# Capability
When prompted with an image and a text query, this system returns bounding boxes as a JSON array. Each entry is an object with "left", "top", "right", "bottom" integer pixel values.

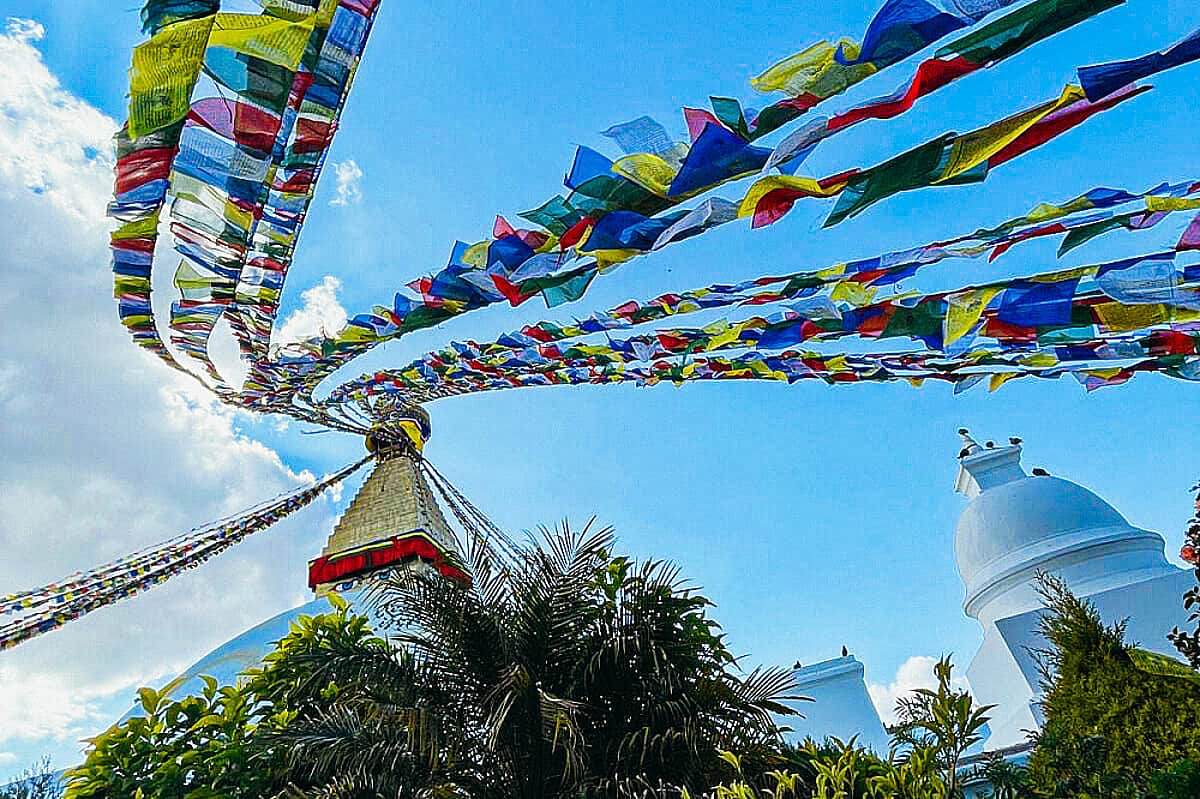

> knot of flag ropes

[{"left": 6, "top": 0, "right": 1200, "bottom": 650}]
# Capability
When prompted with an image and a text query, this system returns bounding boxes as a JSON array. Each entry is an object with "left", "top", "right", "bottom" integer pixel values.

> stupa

[
  {"left": 157, "top": 409, "right": 464, "bottom": 698},
  {"left": 779, "top": 432, "right": 1193, "bottom": 759},
  {"left": 952, "top": 432, "right": 1193, "bottom": 749}
]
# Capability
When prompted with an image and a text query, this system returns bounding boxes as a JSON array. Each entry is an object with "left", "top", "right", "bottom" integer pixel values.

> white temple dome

[{"left": 952, "top": 436, "right": 1173, "bottom": 624}]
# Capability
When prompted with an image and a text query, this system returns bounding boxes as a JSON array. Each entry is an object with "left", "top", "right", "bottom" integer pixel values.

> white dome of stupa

[{"left": 952, "top": 433, "right": 1175, "bottom": 625}]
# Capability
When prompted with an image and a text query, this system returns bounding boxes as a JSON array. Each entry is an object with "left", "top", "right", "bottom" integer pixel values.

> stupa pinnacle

[{"left": 308, "top": 406, "right": 467, "bottom": 593}]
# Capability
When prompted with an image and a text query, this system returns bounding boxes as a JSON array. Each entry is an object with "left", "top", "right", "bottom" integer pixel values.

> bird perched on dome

[
  {"left": 957, "top": 428, "right": 982, "bottom": 458},
  {"left": 1032, "top": 467, "right": 1050, "bottom": 476}
]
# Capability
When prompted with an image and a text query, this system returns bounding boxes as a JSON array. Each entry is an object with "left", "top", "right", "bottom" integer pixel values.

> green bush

[
  {"left": 1149, "top": 759, "right": 1200, "bottom": 799},
  {"left": 1028, "top": 575, "right": 1200, "bottom": 796}
]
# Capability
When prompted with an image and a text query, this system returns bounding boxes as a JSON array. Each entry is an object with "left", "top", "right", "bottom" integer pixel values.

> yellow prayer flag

[
  {"left": 612, "top": 153, "right": 679, "bottom": 198},
  {"left": 1094, "top": 301, "right": 1170, "bottom": 332},
  {"left": 399, "top": 420, "right": 426, "bottom": 453},
  {"left": 944, "top": 287, "right": 1001, "bottom": 345},
  {"left": 705, "top": 321, "right": 745, "bottom": 351},
  {"left": 1145, "top": 196, "right": 1200, "bottom": 212},
  {"left": 111, "top": 211, "right": 161, "bottom": 242},
  {"left": 750, "top": 39, "right": 876, "bottom": 98},
  {"left": 752, "top": 40, "right": 840, "bottom": 93},
  {"left": 462, "top": 241, "right": 489, "bottom": 268},
  {"left": 585, "top": 249, "right": 641, "bottom": 270},
  {"left": 1028, "top": 265, "right": 1096, "bottom": 283},
  {"left": 829, "top": 280, "right": 876, "bottom": 306},
  {"left": 989, "top": 372, "right": 1022, "bottom": 392},
  {"left": 210, "top": 13, "right": 315, "bottom": 70},
  {"left": 738, "top": 175, "right": 846, "bottom": 218},
  {"left": 224, "top": 199, "right": 253, "bottom": 232},
  {"left": 129, "top": 16, "right": 215, "bottom": 138},
  {"left": 1025, "top": 194, "right": 1100, "bottom": 224},
  {"left": 824, "top": 355, "right": 850, "bottom": 372},
  {"left": 937, "top": 86, "right": 1085, "bottom": 183},
  {"left": 1020, "top": 352, "right": 1058, "bottom": 368}
]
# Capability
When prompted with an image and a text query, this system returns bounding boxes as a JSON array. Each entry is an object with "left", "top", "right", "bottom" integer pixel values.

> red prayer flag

[{"left": 828, "top": 56, "right": 979, "bottom": 132}]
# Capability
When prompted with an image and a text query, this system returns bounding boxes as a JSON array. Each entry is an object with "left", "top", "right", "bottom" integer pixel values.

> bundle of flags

[
  {"left": 0, "top": 457, "right": 370, "bottom": 651},
  {"left": 246, "top": 13, "right": 1200, "bottom": 419},
  {"left": 110, "top": 0, "right": 382, "bottom": 387}
]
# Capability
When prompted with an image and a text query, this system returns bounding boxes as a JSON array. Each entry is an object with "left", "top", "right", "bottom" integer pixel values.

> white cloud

[
  {"left": 273, "top": 275, "right": 348, "bottom": 347},
  {"left": 867, "top": 656, "right": 972, "bottom": 726},
  {"left": 0, "top": 20, "right": 342, "bottom": 776},
  {"left": 0, "top": 18, "right": 114, "bottom": 221},
  {"left": 329, "top": 159, "right": 363, "bottom": 206}
]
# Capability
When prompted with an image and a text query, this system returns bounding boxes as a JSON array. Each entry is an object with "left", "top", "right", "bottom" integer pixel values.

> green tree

[
  {"left": 889, "top": 655, "right": 993, "bottom": 797},
  {"left": 1150, "top": 759, "right": 1200, "bottom": 799},
  {"left": 65, "top": 679, "right": 268, "bottom": 798},
  {"left": 65, "top": 595, "right": 441, "bottom": 798},
  {"left": 868, "top": 745, "right": 945, "bottom": 799},
  {"left": 270, "top": 522, "right": 797, "bottom": 798},
  {"left": 1028, "top": 574, "right": 1200, "bottom": 796},
  {"left": 978, "top": 753, "right": 1032, "bottom": 799}
]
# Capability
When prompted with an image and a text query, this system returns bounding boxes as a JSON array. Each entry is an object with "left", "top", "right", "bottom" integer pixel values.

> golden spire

[{"left": 308, "top": 407, "right": 465, "bottom": 593}]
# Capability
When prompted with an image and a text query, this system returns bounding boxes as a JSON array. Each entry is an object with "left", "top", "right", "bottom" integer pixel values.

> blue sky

[{"left": 3, "top": 0, "right": 1200, "bottom": 778}]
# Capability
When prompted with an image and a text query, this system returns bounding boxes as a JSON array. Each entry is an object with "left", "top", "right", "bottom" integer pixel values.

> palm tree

[
  {"left": 267, "top": 521, "right": 798, "bottom": 798},
  {"left": 979, "top": 753, "right": 1032, "bottom": 799}
]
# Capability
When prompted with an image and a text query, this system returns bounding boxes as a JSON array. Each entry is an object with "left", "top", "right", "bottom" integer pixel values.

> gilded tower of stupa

[{"left": 307, "top": 407, "right": 466, "bottom": 593}]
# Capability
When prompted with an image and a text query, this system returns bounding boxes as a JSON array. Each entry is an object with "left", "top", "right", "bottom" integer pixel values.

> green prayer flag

[
  {"left": 709, "top": 96, "right": 751, "bottom": 140},
  {"left": 882, "top": 300, "right": 946, "bottom": 340},
  {"left": 824, "top": 134, "right": 954, "bottom": 227},
  {"left": 520, "top": 195, "right": 584, "bottom": 236},
  {"left": 1057, "top": 215, "right": 1132, "bottom": 255},
  {"left": 541, "top": 271, "right": 597, "bottom": 307},
  {"left": 938, "top": 0, "right": 1124, "bottom": 66}
]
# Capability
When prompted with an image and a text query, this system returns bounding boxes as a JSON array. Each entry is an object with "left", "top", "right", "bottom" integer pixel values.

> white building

[
  {"left": 780, "top": 654, "right": 891, "bottom": 754},
  {"left": 953, "top": 434, "right": 1193, "bottom": 749}
]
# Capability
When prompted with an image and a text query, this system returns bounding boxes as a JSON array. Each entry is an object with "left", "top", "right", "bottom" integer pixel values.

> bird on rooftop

[
  {"left": 1032, "top": 467, "right": 1050, "bottom": 476},
  {"left": 957, "top": 428, "right": 982, "bottom": 458},
  {"left": 1010, "top": 437, "right": 1023, "bottom": 446},
  {"left": 842, "top": 645, "right": 849, "bottom": 657},
  {"left": 985, "top": 440, "right": 995, "bottom": 449},
  {"left": 793, "top": 660, "right": 803, "bottom": 670}
]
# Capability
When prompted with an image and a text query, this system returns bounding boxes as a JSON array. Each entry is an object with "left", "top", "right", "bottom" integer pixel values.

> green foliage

[
  {"left": 1028, "top": 574, "right": 1200, "bottom": 797},
  {"left": 978, "top": 753, "right": 1033, "bottom": 799},
  {"left": 64, "top": 595, "right": 432, "bottom": 798},
  {"left": 64, "top": 679, "right": 267, "bottom": 798},
  {"left": 808, "top": 739, "right": 888, "bottom": 799},
  {"left": 1149, "top": 759, "right": 1200, "bottom": 799},
  {"left": 889, "top": 655, "right": 992, "bottom": 797},
  {"left": 69, "top": 523, "right": 794, "bottom": 798},
  {"left": 698, "top": 656, "right": 994, "bottom": 799},
  {"left": 771, "top": 739, "right": 889, "bottom": 798},
  {"left": 868, "top": 745, "right": 944, "bottom": 799},
  {"left": 273, "top": 521, "right": 797, "bottom": 798}
]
